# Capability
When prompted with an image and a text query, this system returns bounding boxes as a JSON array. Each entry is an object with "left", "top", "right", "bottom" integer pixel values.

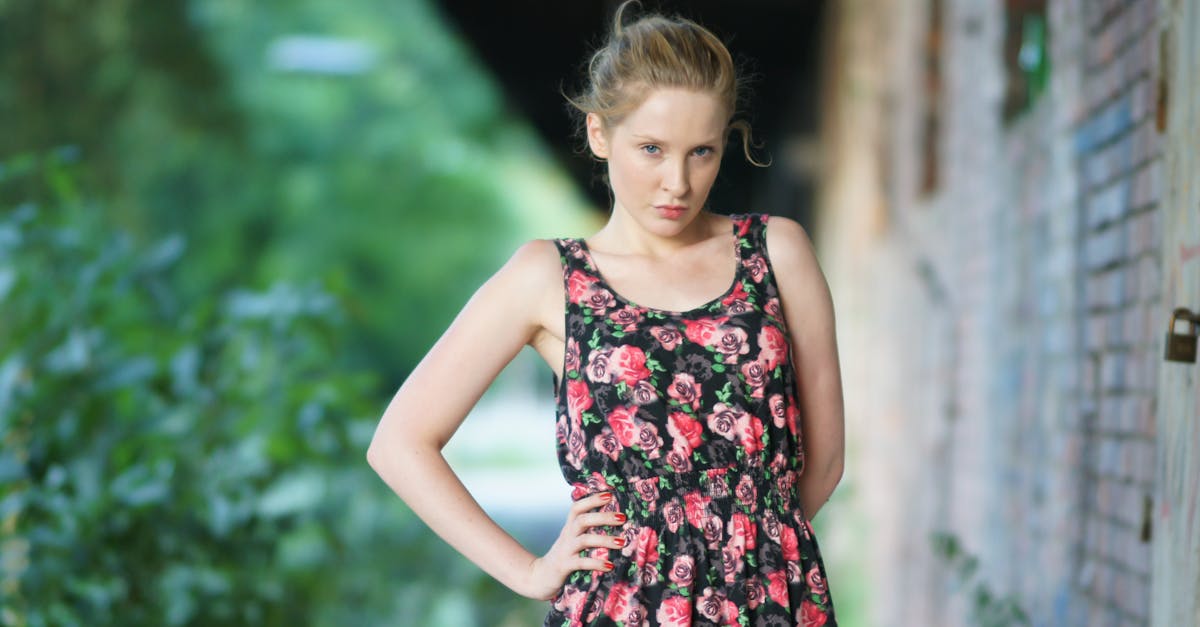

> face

[{"left": 587, "top": 88, "right": 727, "bottom": 235}]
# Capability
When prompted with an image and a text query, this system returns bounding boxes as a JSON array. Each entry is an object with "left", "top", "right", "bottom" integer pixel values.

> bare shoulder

[
  {"left": 494, "top": 238, "right": 563, "bottom": 288},
  {"left": 763, "top": 215, "right": 822, "bottom": 280},
  {"left": 485, "top": 238, "right": 565, "bottom": 336}
]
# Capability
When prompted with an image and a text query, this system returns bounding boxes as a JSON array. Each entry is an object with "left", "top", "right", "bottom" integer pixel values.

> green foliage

[
  {"left": 0, "top": 157, "right": 547, "bottom": 625},
  {"left": 0, "top": 0, "right": 594, "bottom": 388},
  {"left": 931, "top": 531, "right": 1031, "bottom": 627}
]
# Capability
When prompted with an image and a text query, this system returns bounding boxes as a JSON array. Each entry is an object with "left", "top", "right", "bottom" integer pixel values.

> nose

[{"left": 662, "top": 158, "right": 690, "bottom": 197}]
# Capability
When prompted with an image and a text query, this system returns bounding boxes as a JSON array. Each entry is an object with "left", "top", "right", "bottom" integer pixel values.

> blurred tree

[
  {"left": 0, "top": 0, "right": 594, "bottom": 387},
  {"left": 0, "top": 154, "right": 550, "bottom": 625}
]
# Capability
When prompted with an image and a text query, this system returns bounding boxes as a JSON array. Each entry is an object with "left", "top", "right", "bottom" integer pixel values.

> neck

[{"left": 594, "top": 207, "right": 717, "bottom": 257}]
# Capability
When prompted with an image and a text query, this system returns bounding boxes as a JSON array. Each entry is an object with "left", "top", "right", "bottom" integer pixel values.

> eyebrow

[{"left": 631, "top": 134, "right": 722, "bottom": 145}]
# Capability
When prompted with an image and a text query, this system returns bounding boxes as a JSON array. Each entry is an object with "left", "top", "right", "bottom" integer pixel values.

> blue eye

[
  {"left": 693, "top": 147, "right": 713, "bottom": 157},
  {"left": 642, "top": 145, "right": 661, "bottom": 155}
]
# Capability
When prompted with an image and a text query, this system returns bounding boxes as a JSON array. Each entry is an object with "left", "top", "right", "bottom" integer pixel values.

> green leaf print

[
  {"left": 589, "top": 328, "right": 602, "bottom": 350},
  {"left": 646, "top": 358, "right": 665, "bottom": 372},
  {"left": 711, "top": 363, "right": 726, "bottom": 373},
  {"left": 582, "top": 411, "right": 601, "bottom": 426}
]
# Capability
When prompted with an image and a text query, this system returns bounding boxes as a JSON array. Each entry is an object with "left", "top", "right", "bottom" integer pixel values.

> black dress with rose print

[{"left": 546, "top": 214, "right": 836, "bottom": 627}]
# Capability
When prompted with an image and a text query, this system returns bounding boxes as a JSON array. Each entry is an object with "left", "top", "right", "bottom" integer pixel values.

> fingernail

[
  {"left": 604, "top": 560, "right": 614, "bottom": 571},
  {"left": 599, "top": 492, "right": 613, "bottom": 502},
  {"left": 614, "top": 537, "right": 627, "bottom": 547},
  {"left": 615, "top": 513, "right": 627, "bottom": 523}
]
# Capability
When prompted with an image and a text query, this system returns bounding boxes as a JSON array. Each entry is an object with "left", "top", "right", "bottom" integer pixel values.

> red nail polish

[
  {"left": 604, "top": 560, "right": 614, "bottom": 571},
  {"left": 615, "top": 513, "right": 627, "bottom": 523},
  {"left": 599, "top": 492, "right": 613, "bottom": 502},
  {"left": 614, "top": 537, "right": 627, "bottom": 547}
]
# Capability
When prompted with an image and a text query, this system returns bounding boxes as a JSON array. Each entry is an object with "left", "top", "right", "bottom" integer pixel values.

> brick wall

[{"left": 815, "top": 0, "right": 1166, "bottom": 625}]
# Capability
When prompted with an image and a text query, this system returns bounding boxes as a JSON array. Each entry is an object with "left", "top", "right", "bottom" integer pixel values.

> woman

[{"left": 367, "top": 3, "right": 844, "bottom": 625}]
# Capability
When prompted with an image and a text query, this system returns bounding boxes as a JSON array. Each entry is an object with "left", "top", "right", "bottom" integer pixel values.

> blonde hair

[{"left": 566, "top": 1, "right": 766, "bottom": 166}]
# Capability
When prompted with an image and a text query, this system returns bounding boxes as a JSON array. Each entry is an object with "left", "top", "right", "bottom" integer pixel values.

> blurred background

[{"left": 3, "top": 0, "right": 1199, "bottom": 626}]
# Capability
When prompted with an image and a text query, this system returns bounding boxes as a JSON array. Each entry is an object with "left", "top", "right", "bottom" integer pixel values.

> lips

[{"left": 656, "top": 205, "right": 687, "bottom": 219}]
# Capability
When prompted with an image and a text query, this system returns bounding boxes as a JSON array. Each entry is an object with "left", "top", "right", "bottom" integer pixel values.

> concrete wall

[
  {"left": 815, "top": 0, "right": 1179, "bottom": 625},
  {"left": 1152, "top": 1, "right": 1200, "bottom": 625}
]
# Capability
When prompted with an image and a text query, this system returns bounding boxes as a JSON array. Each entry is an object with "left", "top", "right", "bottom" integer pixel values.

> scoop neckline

[{"left": 576, "top": 215, "right": 745, "bottom": 317}]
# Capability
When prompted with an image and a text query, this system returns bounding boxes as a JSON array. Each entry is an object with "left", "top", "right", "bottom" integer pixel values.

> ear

[{"left": 586, "top": 113, "right": 610, "bottom": 160}]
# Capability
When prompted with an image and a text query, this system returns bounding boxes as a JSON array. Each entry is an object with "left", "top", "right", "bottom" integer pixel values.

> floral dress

[{"left": 545, "top": 214, "right": 837, "bottom": 627}]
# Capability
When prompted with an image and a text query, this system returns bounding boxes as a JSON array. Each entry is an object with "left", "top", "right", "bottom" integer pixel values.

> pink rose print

[
  {"left": 713, "top": 325, "right": 749, "bottom": 363},
  {"left": 695, "top": 587, "right": 725, "bottom": 622},
  {"left": 592, "top": 428, "right": 622, "bottom": 460},
  {"left": 764, "top": 296, "right": 784, "bottom": 320},
  {"left": 552, "top": 585, "right": 587, "bottom": 625},
  {"left": 632, "top": 476, "right": 660, "bottom": 510},
  {"left": 729, "top": 512, "right": 758, "bottom": 553},
  {"left": 566, "top": 269, "right": 597, "bottom": 305},
  {"left": 586, "top": 346, "right": 614, "bottom": 383},
  {"left": 787, "top": 560, "right": 802, "bottom": 583},
  {"left": 662, "top": 499, "right": 686, "bottom": 533},
  {"left": 611, "top": 344, "right": 651, "bottom": 385},
  {"left": 638, "top": 564, "right": 659, "bottom": 587},
  {"left": 565, "top": 429, "right": 586, "bottom": 470},
  {"left": 800, "top": 599, "right": 829, "bottom": 626},
  {"left": 746, "top": 576, "right": 766, "bottom": 609},
  {"left": 702, "top": 514, "right": 724, "bottom": 547},
  {"left": 566, "top": 379, "right": 592, "bottom": 424},
  {"left": 736, "top": 414, "right": 765, "bottom": 456},
  {"left": 740, "top": 359, "right": 769, "bottom": 398},
  {"left": 743, "top": 253, "right": 768, "bottom": 283},
  {"left": 762, "top": 509, "right": 782, "bottom": 542},
  {"left": 584, "top": 471, "right": 613, "bottom": 496},
  {"left": 705, "top": 403, "right": 744, "bottom": 441},
  {"left": 683, "top": 491, "right": 711, "bottom": 529},
  {"left": 631, "top": 379, "right": 658, "bottom": 405},
  {"left": 634, "top": 526, "right": 659, "bottom": 568},
  {"left": 780, "top": 524, "right": 801, "bottom": 562},
  {"left": 608, "top": 305, "right": 643, "bottom": 331},
  {"left": 583, "top": 283, "right": 617, "bottom": 315},
  {"left": 669, "top": 554, "right": 695, "bottom": 587},
  {"left": 667, "top": 373, "right": 702, "bottom": 409},
  {"left": 626, "top": 602, "right": 648, "bottom": 626},
  {"left": 656, "top": 595, "right": 692, "bottom": 627},
  {"left": 765, "top": 569, "right": 789, "bottom": 607},
  {"left": 665, "top": 446, "right": 693, "bottom": 473},
  {"left": 564, "top": 336, "right": 581, "bottom": 374},
  {"left": 757, "top": 325, "right": 789, "bottom": 371},
  {"left": 667, "top": 411, "right": 704, "bottom": 451},
  {"left": 606, "top": 405, "right": 639, "bottom": 447},
  {"left": 735, "top": 475, "right": 758, "bottom": 508},
  {"left": 635, "top": 422, "right": 664, "bottom": 458},
  {"left": 768, "top": 393, "right": 787, "bottom": 429},
  {"left": 683, "top": 316, "right": 725, "bottom": 346},
  {"left": 807, "top": 564, "right": 827, "bottom": 595},
  {"left": 721, "top": 544, "right": 744, "bottom": 583},
  {"left": 602, "top": 581, "right": 638, "bottom": 623},
  {"left": 649, "top": 325, "right": 684, "bottom": 351}
]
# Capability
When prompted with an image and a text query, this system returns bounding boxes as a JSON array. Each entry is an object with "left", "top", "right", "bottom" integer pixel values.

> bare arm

[
  {"left": 366, "top": 240, "right": 623, "bottom": 600},
  {"left": 765, "top": 217, "right": 846, "bottom": 520}
]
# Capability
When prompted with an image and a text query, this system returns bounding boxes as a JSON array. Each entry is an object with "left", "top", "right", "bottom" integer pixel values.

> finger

[
  {"left": 574, "top": 510, "right": 628, "bottom": 532},
  {"left": 569, "top": 492, "right": 613, "bottom": 516},
  {"left": 574, "top": 555, "right": 615, "bottom": 574},
  {"left": 575, "top": 532, "right": 627, "bottom": 551}
]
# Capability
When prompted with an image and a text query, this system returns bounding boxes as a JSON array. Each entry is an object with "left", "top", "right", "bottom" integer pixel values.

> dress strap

[{"left": 731, "top": 213, "right": 770, "bottom": 262}]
